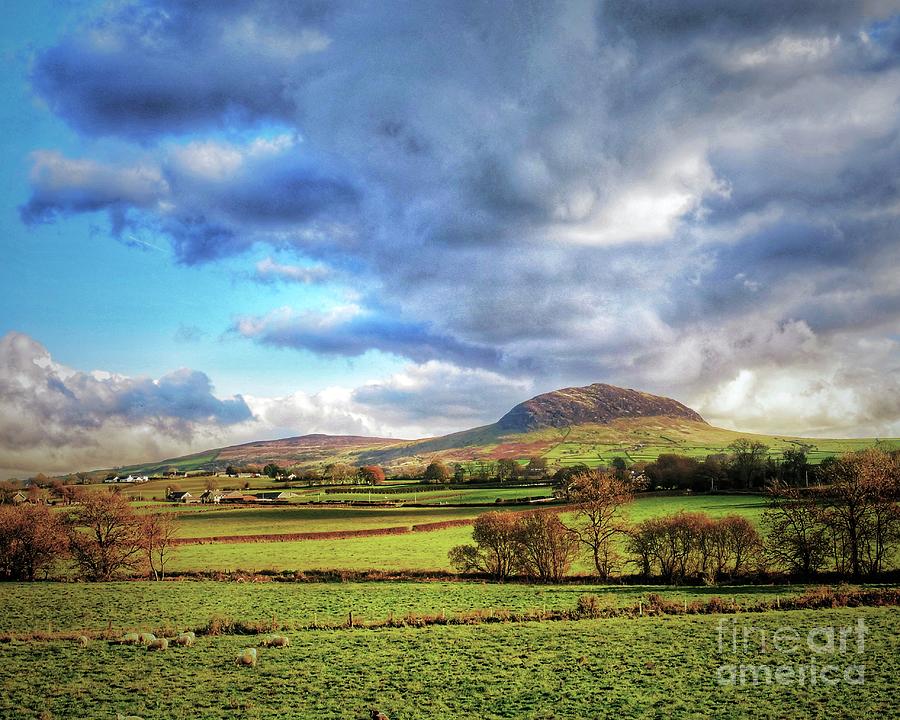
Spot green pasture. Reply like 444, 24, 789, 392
539, 420, 900, 468
2, 607, 896, 719
0, 580, 826, 635
155, 494, 765, 572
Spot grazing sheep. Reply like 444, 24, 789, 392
76, 635, 89, 647
116, 633, 140, 646
137, 632, 156, 645
116, 714, 143, 720
261, 635, 290, 648
370, 710, 389, 720
146, 637, 168, 651
235, 647, 258, 667
173, 631, 195, 647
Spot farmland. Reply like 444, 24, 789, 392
2, 606, 896, 719
114, 415, 900, 477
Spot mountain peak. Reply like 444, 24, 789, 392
496, 383, 706, 432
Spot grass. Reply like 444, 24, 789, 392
0, 581, 831, 635
151, 493, 767, 571
2, 607, 896, 719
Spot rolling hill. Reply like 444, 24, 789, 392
116, 383, 899, 475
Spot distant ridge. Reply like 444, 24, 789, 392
497, 383, 706, 432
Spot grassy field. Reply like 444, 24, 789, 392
151, 494, 766, 571
0, 580, 828, 635
111, 416, 900, 477
2, 606, 896, 719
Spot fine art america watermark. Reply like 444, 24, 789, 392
716, 617, 867, 687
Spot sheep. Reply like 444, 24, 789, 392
115, 633, 140, 646
260, 634, 290, 648
146, 637, 168, 651
76, 635, 89, 647
116, 714, 143, 720
137, 632, 156, 645
235, 647, 258, 667
172, 631, 195, 647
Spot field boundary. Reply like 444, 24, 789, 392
172, 517, 476, 545
5, 586, 897, 643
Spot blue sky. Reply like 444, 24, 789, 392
2, 1, 899, 476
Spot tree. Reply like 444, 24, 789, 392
225, 465, 237, 477
780, 448, 809, 487
818, 449, 900, 578
525, 457, 549, 477
448, 511, 520, 579
357, 466, 386, 485
727, 439, 770, 489
66, 491, 144, 581
644, 454, 701, 490
262, 463, 282, 479
496, 459, 520, 484
323, 463, 355, 485
514, 510, 580, 582
423, 459, 450, 484
205, 476, 219, 491
143, 512, 180, 581
452, 463, 467, 483
0, 504, 68, 580
762, 481, 828, 575
566, 470, 634, 578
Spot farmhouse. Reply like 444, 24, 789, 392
199, 489, 223, 504
255, 491, 296, 503
220, 490, 254, 504
167, 490, 196, 503
11, 491, 27, 504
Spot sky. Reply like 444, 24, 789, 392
2, 0, 900, 478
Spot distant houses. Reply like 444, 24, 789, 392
166, 490, 196, 503
104, 474, 149, 484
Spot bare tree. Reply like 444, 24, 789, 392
819, 449, 900, 578
143, 512, 180, 581
66, 491, 144, 581
566, 470, 634, 578
762, 481, 827, 575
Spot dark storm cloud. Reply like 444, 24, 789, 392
19, 1, 900, 433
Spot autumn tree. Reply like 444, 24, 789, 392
566, 470, 634, 578
514, 510, 580, 582
357, 465, 386, 485
0, 504, 68, 580
66, 491, 144, 581
323, 463, 355, 485
448, 511, 520, 579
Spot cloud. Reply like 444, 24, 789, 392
21, 134, 359, 263
253, 256, 330, 284
17, 1, 900, 437
0, 332, 253, 475
233, 304, 502, 368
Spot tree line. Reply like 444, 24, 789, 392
0, 491, 179, 582
450, 448, 899, 583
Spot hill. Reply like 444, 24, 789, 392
113, 382, 898, 475
497, 383, 706, 431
